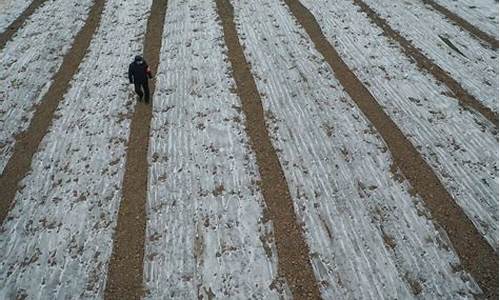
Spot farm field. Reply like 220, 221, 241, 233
0, 0, 498, 299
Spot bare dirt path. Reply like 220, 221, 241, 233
421, 0, 499, 49
0, 0, 47, 50
0, 0, 105, 225
215, 0, 321, 298
103, 0, 168, 299
284, 0, 498, 298
352, 0, 498, 128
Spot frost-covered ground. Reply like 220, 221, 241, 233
0, 0, 93, 173
432, 0, 499, 38
0, 0, 151, 298
0, 0, 34, 32
299, 0, 499, 251
231, 0, 482, 298
144, 0, 288, 298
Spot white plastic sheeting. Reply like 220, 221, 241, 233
0, 0, 93, 174
0, 0, 35, 33
431, 0, 499, 39
231, 0, 481, 298
362, 0, 499, 113
299, 0, 499, 251
0, 0, 151, 298
143, 0, 289, 298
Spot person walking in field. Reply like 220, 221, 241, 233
128, 55, 152, 103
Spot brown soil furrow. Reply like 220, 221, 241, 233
352, 0, 498, 128
0, 0, 48, 50
421, 0, 499, 49
103, 0, 168, 299
283, 0, 498, 298
0, 0, 106, 225
215, 0, 321, 298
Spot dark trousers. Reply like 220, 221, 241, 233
134, 81, 150, 102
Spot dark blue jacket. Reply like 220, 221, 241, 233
128, 58, 152, 84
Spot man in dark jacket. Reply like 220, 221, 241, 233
128, 55, 152, 103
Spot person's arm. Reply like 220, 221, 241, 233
128, 63, 133, 83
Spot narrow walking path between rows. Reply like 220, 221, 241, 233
352, 0, 498, 127
0, 0, 152, 297
284, 0, 498, 298
358, 0, 498, 116
215, 0, 321, 298
427, 0, 499, 40
0, 0, 95, 174
230, 0, 483, 297
421, 0, 498, 49
0, 0, 47, 49
103, 0, 168, 298
300, 0, 498, 253
0, 0, 105, 225
143, 1, 290, 297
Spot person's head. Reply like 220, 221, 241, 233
134, 55, 144, 64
